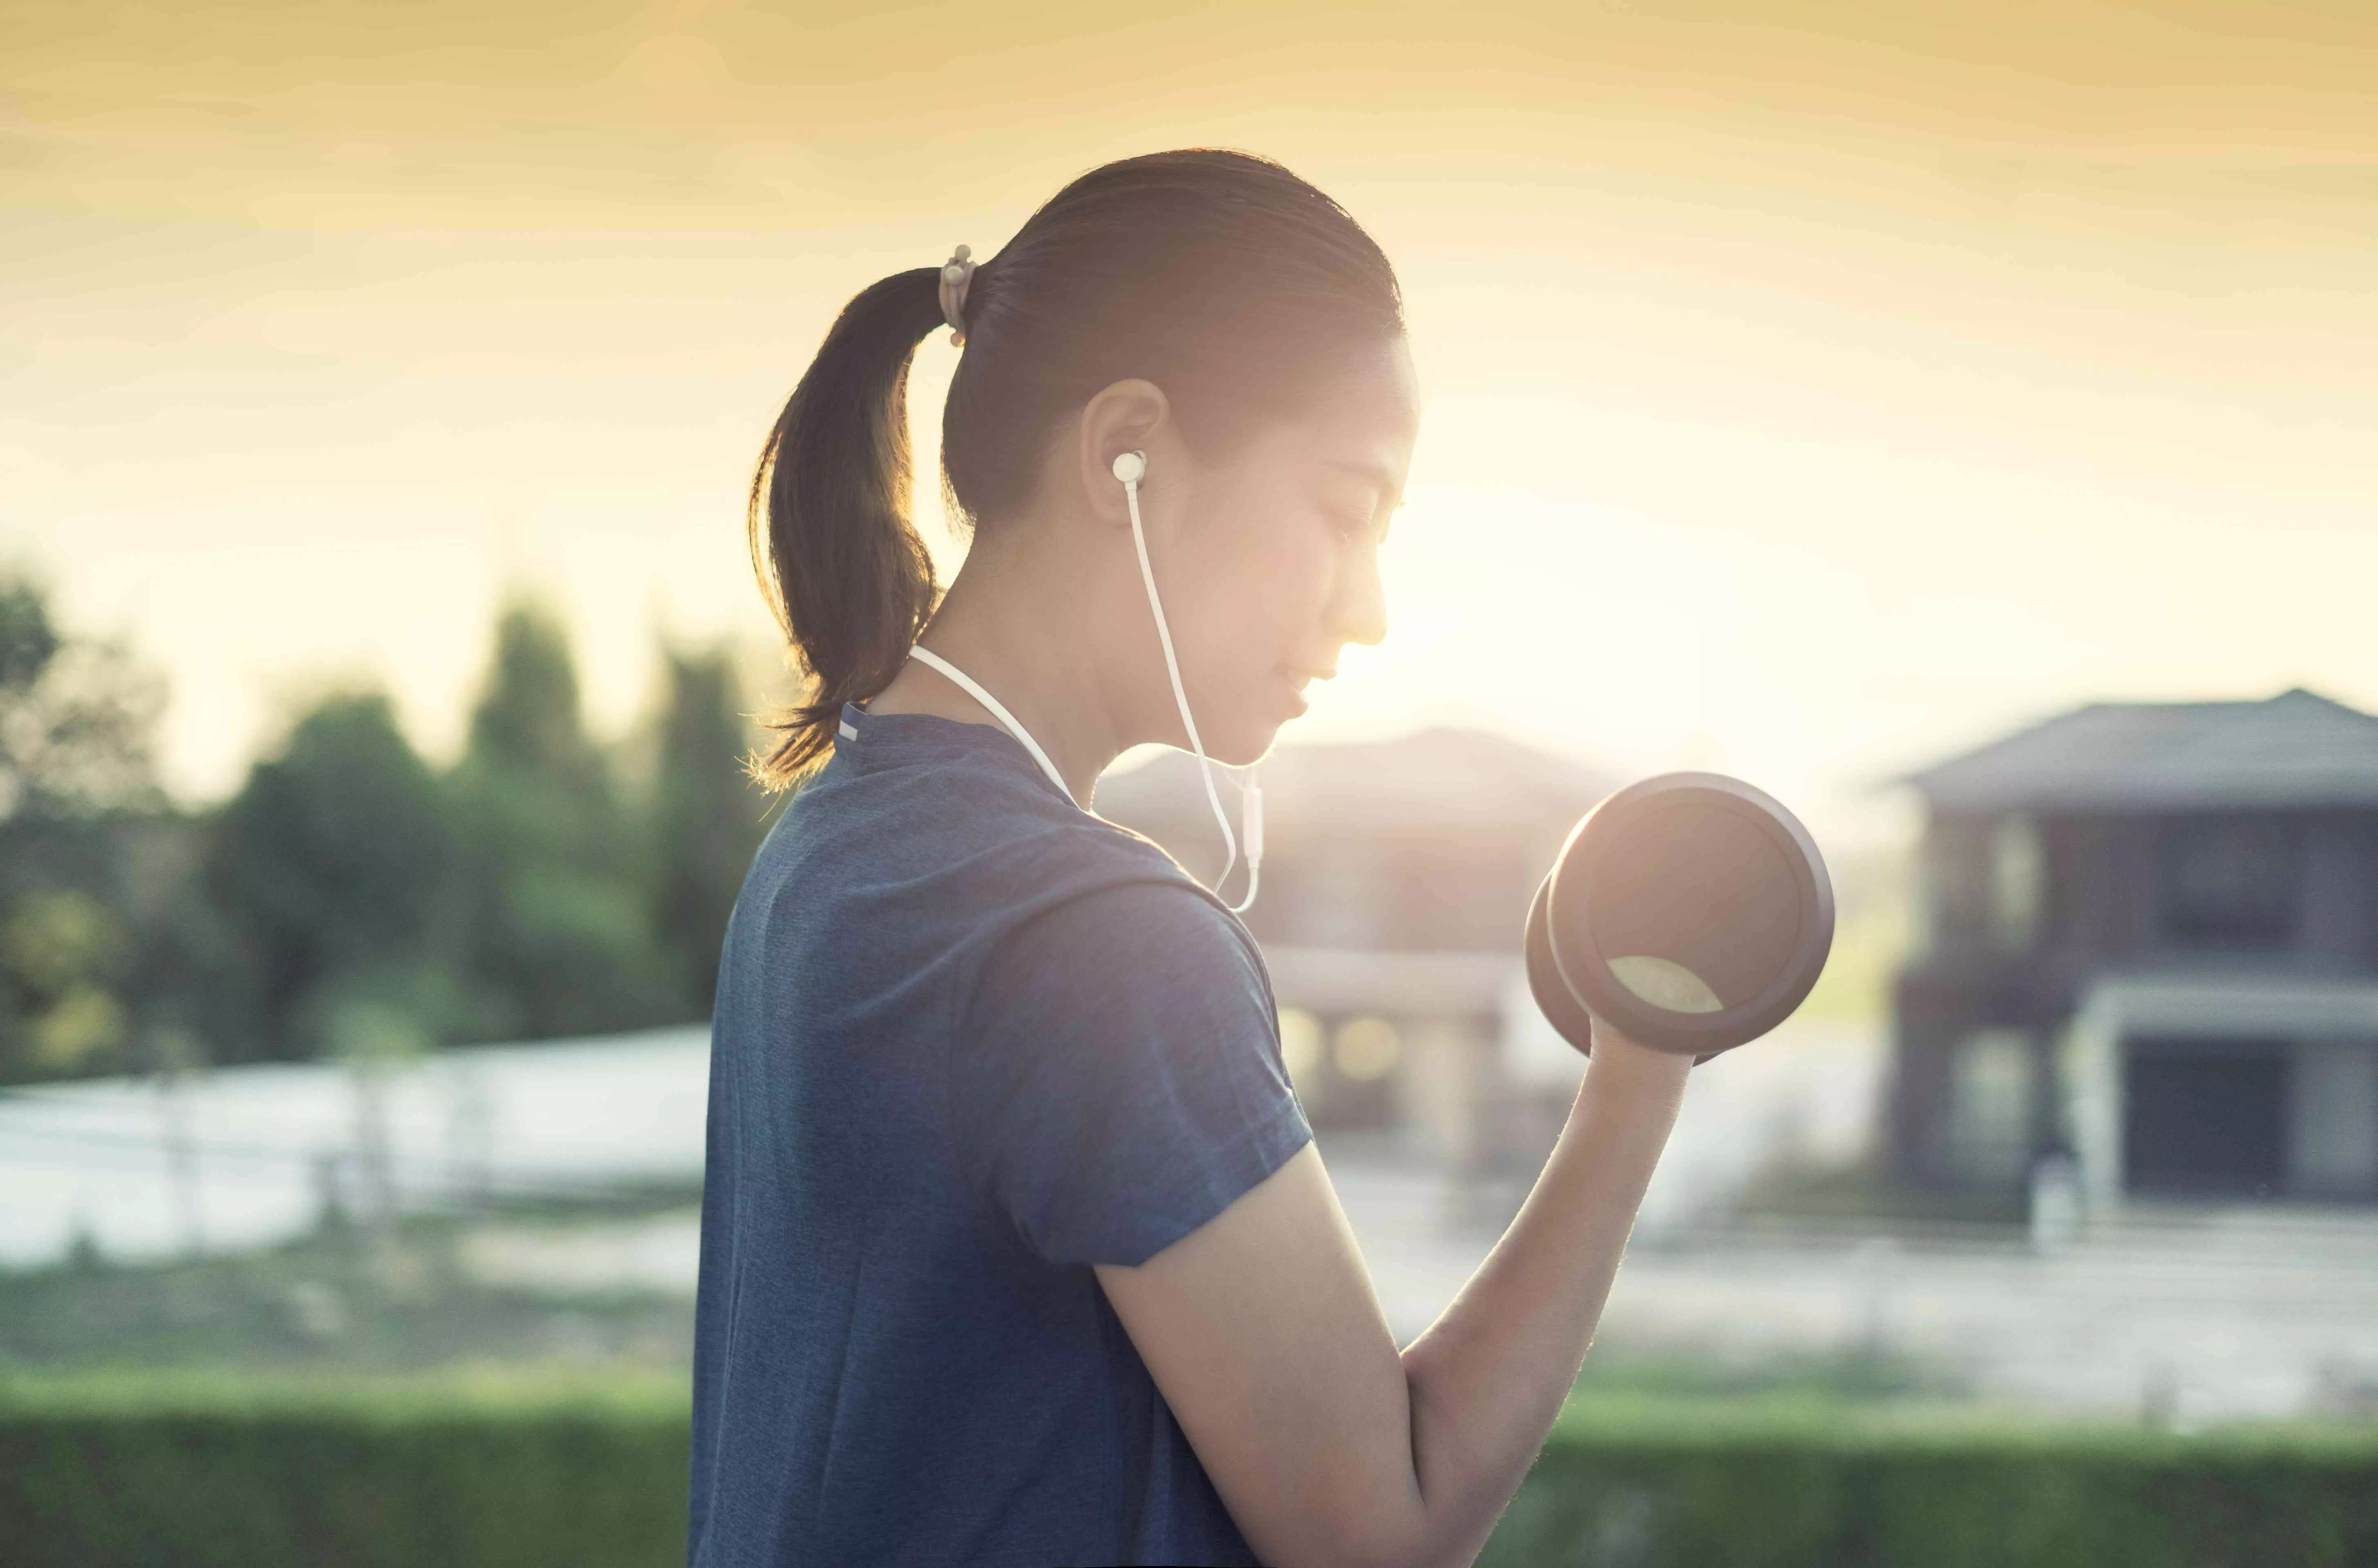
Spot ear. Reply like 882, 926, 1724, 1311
1074, 379, 1174, 528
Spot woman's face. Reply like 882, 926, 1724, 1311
1153, 336, 1421, 766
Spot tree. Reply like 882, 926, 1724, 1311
3, 577, 762, 1076
0, 571, 175, 1082
0, 575, 162, 826
0, 887, 131, 1076
208, 690, 459, 1060
647, 644, 771, 1016
464, 594, 605, 786
447, 597, 675, 1041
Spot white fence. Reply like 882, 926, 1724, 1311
0, 1026, 710, 1266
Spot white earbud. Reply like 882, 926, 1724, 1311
1112, 444, 1262, 913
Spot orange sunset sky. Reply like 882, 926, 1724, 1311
7, 0, 2375, 838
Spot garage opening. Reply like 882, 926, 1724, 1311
2122, 1039, 2291, 1198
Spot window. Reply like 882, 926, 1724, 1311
1991, 817, 2045, 952
1916, 817, 1991, 956
1945, 1028, 2035, 1182
2159, 818, 2301, 949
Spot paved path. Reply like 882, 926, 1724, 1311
1594, 1207, 2378, 1422
1321, 1143, 2378, 1423
463, 1144, 2378, 1422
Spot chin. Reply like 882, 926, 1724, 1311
1205, 711, 1289, 768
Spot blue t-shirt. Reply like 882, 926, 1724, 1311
688, 701, 1312, 1568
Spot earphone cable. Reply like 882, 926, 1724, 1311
1124, 473, 1260, 913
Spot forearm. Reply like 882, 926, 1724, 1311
1394, 1035, 1691, 1566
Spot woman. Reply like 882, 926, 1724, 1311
689, 149, 1692, 1568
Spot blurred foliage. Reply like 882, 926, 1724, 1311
0, 1364, 2371, 1568
647, 645, 771, 1012
2, 890, 133, 1073
209, 692, 457, 1060
0, 572, 180, 1082
1798, 836, 1913, 1023
0, 1211, 694, 1373
1481, 1401, 2378, 1568
0, 576, 162, 824
445, 600, 677, 1043
1574, 1340, 1966, 1404
0, 1378, 691, 1568
1735, 1151, 2031, 1228
0, 574, 771, 1085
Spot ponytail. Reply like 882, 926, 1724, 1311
748, 151, 1404, 791
747, 267, 947, 789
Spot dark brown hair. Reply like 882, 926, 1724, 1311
747, 148, 1404, 788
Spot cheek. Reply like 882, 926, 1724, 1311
1199, 522, 1330, 659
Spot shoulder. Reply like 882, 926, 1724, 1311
759, 727, 1189, 903
757, 727, 1251, 992
951, 870, 1303, 1270
956, 873, 1281, 1118
832, 728, 1242, 954
992, 875, 1266, 993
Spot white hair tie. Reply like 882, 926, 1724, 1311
937, 244, 975, 347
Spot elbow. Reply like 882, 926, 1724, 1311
1263, 1538, 1412, 1568
1301, 1534, 1450, 1568
1255, 1493, 1443, 1568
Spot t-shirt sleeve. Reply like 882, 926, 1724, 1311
952, 878, 1313, 1268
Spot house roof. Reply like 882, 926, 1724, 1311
1907, 688, 2378, 813
1093, 725, 1613, 842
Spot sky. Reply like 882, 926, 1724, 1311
6, 0, 2374, 845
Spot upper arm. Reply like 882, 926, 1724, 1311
958, 877, 1425, 1560
1096, 1143, 1427, 1568
955, 878, 1309, 1268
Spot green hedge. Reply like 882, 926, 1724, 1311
1484, 1399, 2378, 1568
0, 1370, 690, 1568
3, 1376, 2374, 1567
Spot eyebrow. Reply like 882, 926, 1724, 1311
1322, 458, 1406, 510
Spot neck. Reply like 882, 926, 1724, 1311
864, 541, 1126, 806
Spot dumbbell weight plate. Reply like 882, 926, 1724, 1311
1525, 771, 1834, 1061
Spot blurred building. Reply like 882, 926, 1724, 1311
1889, 688, 2378, 1209
1094, 728, 1610, 1168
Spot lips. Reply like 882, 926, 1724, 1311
1274, 664, 1331, 715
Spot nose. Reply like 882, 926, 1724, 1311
1334, 541, 1389, 649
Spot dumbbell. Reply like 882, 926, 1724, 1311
1524, 772, 1834, 1061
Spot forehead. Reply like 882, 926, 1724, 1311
1267, 335, 1421, 477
